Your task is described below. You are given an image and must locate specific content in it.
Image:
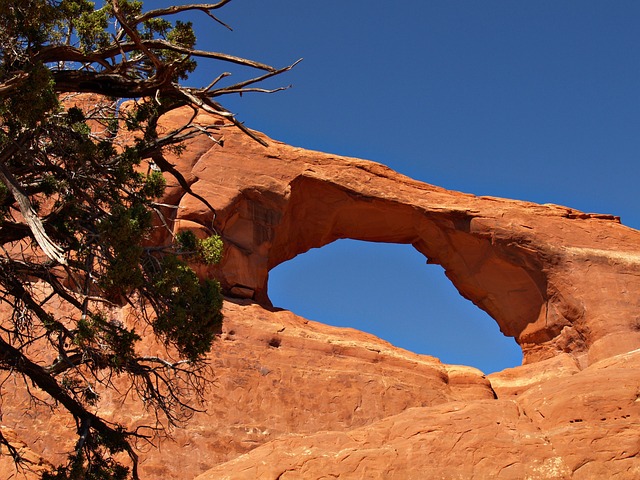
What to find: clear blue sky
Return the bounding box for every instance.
[160,1,640,373]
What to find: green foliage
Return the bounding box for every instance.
[0,0,58,53]
[176,230,224,265]
[74,6,110,52]
[198,234,224,265]
[42,452,129,480]
[0,62,58,131]
[74,313,141,371]
[106,0,143,20]
[142,170,167,198]
[167,20,196,49]
[152,255,223,361]
[57,0,94,19]
[98,204,150,296]
[176,229,198,252]
[141,17,171,40]
[162,20,198,79]
[0,0,293,477]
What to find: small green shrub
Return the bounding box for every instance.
[176,230,223,265]
[197,235,223,265]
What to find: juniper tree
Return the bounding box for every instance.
[0,1,295,478]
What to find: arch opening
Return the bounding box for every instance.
[268,239,523,374]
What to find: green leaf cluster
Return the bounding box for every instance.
[74,313,141,372]
[98,203,150,296]
[142,170,167,198]
[0,0,59,54]
[176,230,224,265]
[43,450,129,480]
[0,62,58,131]
[152,255,223,361]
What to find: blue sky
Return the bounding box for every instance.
[160,1,639,373]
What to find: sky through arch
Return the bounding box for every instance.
[268,239,523,374]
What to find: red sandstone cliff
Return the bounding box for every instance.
[1,111,639,479]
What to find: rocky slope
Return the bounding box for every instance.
[1,110,639,479]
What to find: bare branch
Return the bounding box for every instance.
[133,1,233,26]
[111,0,162,70]
[150,150,220,217]
[52,69,173,96]
[0,429,22,466]
[40,38,278,73]
[138,356,191,368]
[211,85,291,96]
[208,57,302,97]
[0,71,28,98]
[34,45,113,70]
[0,335,140,478]
[0,138,66,265]
[138,39,277,71]
[204,71,231,91]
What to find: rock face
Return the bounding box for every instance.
[162,109,640,368]
[196,349,640,480]
[2,110,640,479]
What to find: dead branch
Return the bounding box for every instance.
[0,138,66,265]
[133,1,233,27]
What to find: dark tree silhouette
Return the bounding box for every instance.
[0,1,296,478]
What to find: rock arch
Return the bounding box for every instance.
[165,110,640,367]
[268,173,547,343]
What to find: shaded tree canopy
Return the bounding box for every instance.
[0,0,296,478]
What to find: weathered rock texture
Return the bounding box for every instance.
[162,109,640,368]
[197,349,640,479]
[0,301,498,479]
[2,110,640,479]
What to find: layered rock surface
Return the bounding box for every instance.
[0,301,497,479]
[197,349,640,479]
[2,111,640,479]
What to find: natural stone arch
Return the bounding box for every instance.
[267,173,547,342]
[258,173,549,367]
[165,109,640,367]
[205,166,629,367]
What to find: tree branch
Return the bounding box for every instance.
[0,137,66,265]
[0,72,29,98]
[133,1,233,27]
[111,0,162,71]
[51,70,173,97]
[0,335,139,478]
[207,58,302,97]
[137,39,277,71]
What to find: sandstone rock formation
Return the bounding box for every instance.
[196,349,640,479]
[162,109,640,368]
[2,110,639,479]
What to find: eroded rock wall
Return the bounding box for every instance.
[162,108,640,366]
[2,111,640,479]
[196,348,640,479]
[0,301,496,480]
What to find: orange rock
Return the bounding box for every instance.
[193,348,640,480]
[165,110,640,367]
[0,301,496,479]
[2,111,640,479]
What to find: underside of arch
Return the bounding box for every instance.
[267,174,547,356]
